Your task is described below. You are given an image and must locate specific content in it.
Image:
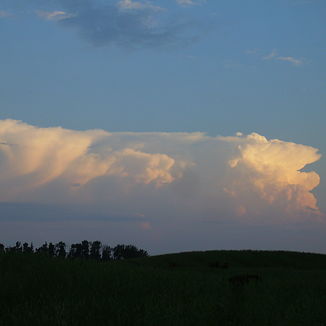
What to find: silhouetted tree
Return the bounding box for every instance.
[37,242,49,255]
[22,242,33,254]
[22,242,28,253]
[15,241,22,253]
[48,242,55,257]
[5,245,15,253]
[0,240,148,261]
[48,243,55,257]
[55,242,66,258]
[113,244,124,260]
[81,240,90,259]
[113,244,148,260]
[90,241,101,260]
[102,245,112,261]
[69,243,82,259]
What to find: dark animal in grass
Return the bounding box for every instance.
[228,274,262,286]
[168,262,177,268]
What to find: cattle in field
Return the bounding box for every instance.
[168,262,177,268]
[228,274,262,286]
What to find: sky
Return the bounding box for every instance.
[0,0,325,254]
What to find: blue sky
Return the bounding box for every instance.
[0,0,325,253]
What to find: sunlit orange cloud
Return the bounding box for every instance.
[0,120,322,220]
[223,133,321,218]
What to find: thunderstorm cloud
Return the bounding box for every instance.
[0,120,322,223]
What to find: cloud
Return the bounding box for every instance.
[263,49,278,60]
[223,133,321,216]
[263,50,303,66]
[176,0,204,6]
[36,10,75,21]
[0,120,184,200]
[31,0,198,49]
[276,56,303,66]
[0,120,322,223]
[117,0,163,12]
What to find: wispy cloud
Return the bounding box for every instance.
[263,49,278,60]
[276,56,303,66]
[176,0,205,6]
[36,10,75,21]
[117,0,163,12]
[262,50,303,66]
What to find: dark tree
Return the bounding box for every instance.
[81,240,90,259]
[113,244,124,260]
[37,242,49,255]
[113,244,148,260]
[55,242,66,258]
[102,245,112,261]
[0,240,148,261]
[90,241,101,260]
[22,242,33,254]
[48,243,55,257]
[69,243,82,259]
[15,241,22,253]
[5,245,15,253]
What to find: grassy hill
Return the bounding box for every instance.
[1,250,326,325]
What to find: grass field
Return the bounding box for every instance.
[1,250,326,325]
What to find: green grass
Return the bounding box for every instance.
[1,250,326,325]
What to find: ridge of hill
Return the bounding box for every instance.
[134,249,326,270]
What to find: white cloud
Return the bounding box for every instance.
[0,120,184,200]
[263,50,303,66]
[0,120,322,222]
[277,56,303,66]
[118,0,163,11]
[36,10,75,21]
[176,0,202,6]
[263,49,278,60]
[224,133,321,216]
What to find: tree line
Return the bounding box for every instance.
[0,241,148,261]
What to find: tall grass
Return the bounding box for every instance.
[1,250,326,325]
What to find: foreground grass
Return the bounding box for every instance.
[1,250,326,325]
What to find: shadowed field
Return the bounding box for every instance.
[1,250,326,325]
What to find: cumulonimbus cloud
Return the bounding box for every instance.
[0,120,322,221]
